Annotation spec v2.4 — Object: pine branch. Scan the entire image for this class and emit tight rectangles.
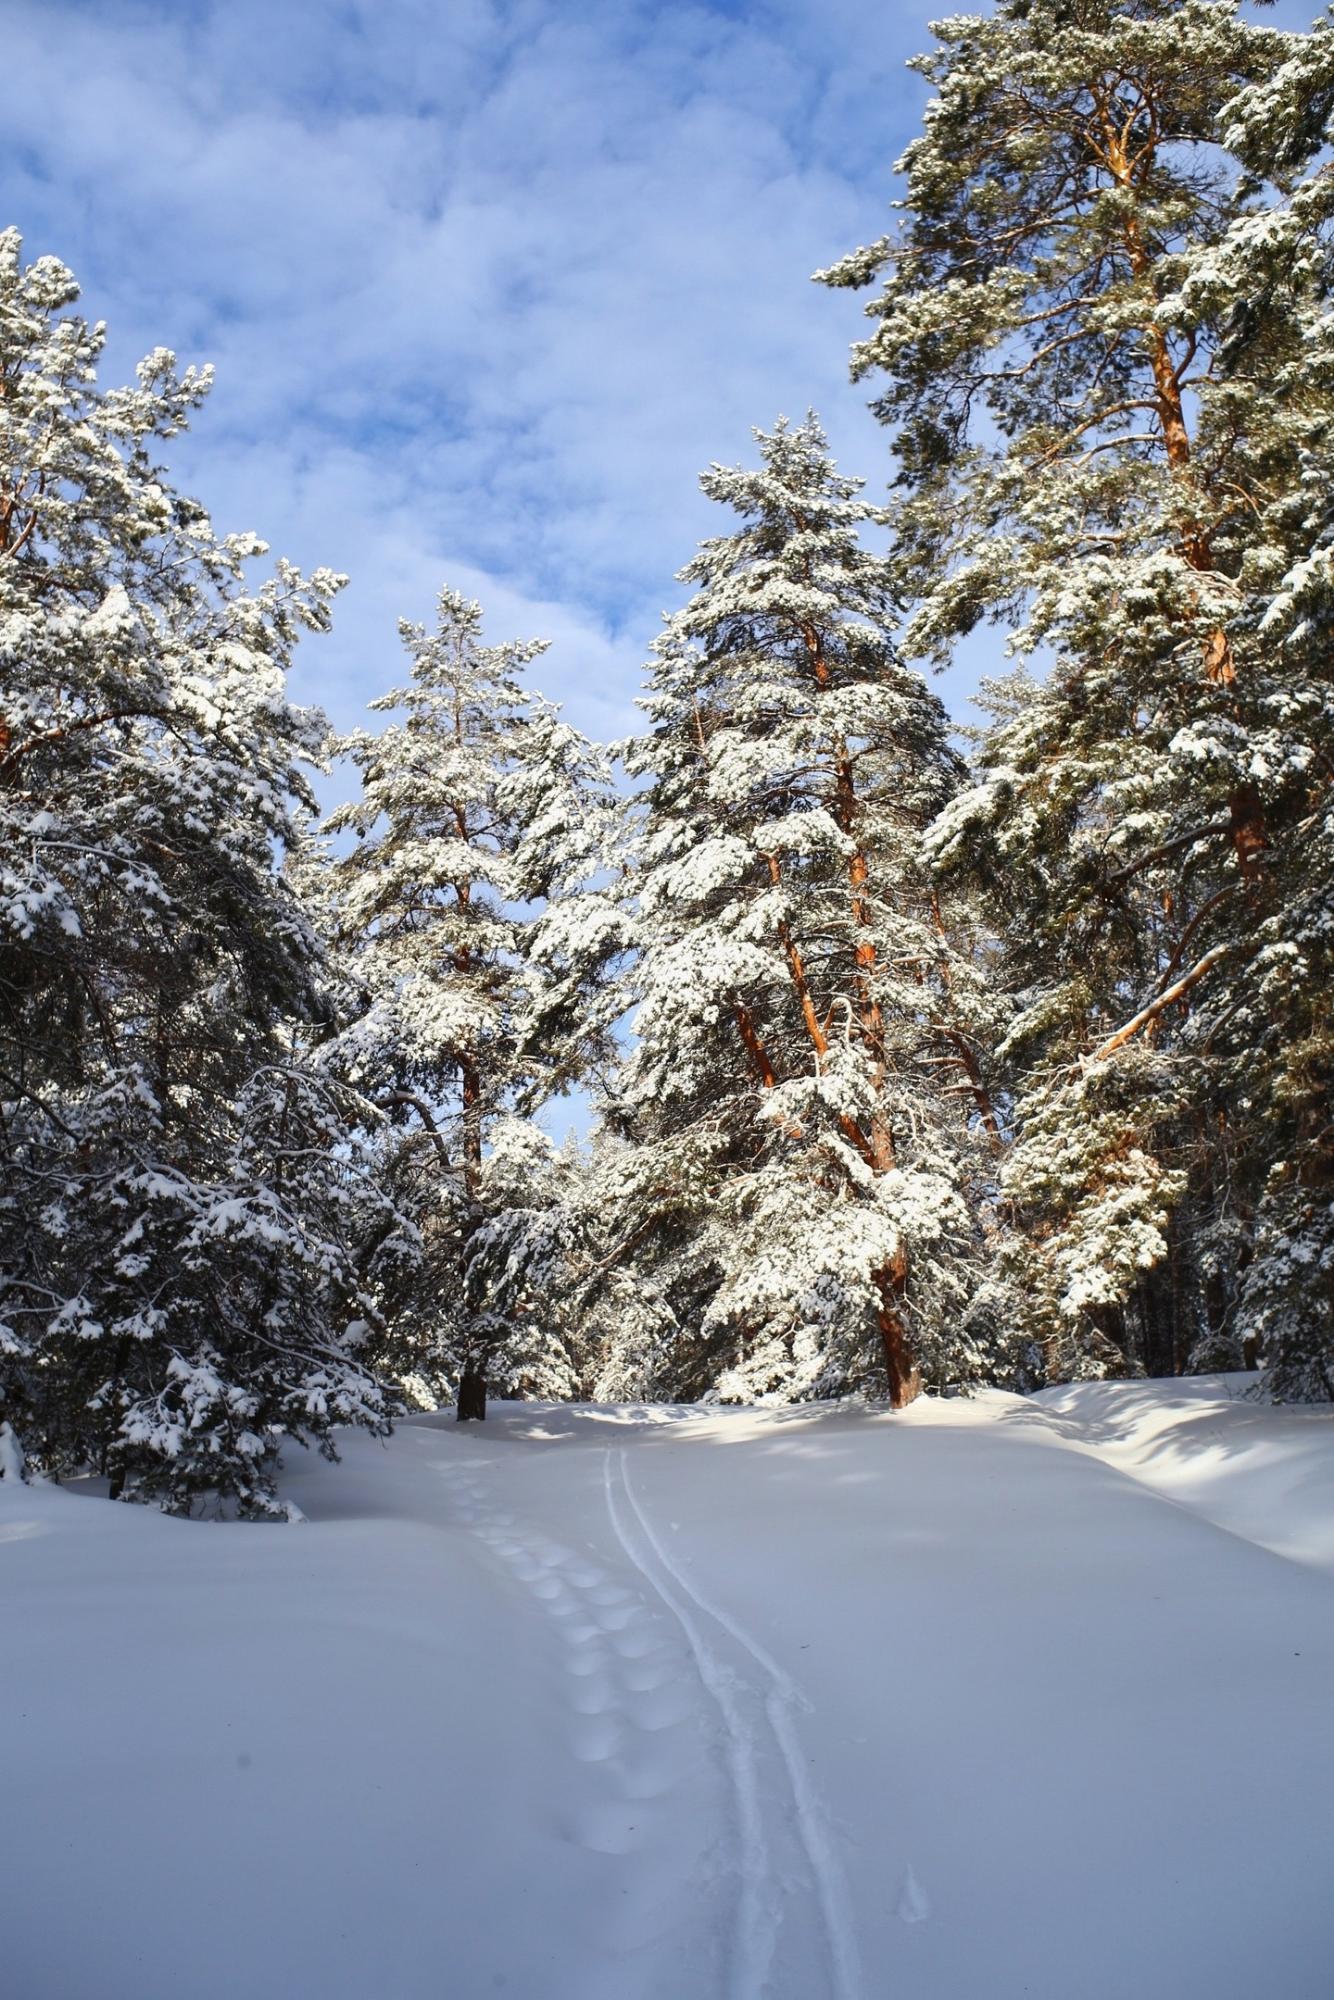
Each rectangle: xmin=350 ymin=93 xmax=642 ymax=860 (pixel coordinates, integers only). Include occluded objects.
xmin=1101 ymin=819 xmax=1232 ymax=888
xmin=381 ymin=1091 xmax=452 ymax=1166
xmin=1088 ymin=942 xmax=1242 ymax=1064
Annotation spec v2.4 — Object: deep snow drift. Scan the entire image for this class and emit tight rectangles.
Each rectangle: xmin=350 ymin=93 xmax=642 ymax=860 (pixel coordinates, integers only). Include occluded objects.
xmin=4 ymin=1377 xmax=1334 ymax=2000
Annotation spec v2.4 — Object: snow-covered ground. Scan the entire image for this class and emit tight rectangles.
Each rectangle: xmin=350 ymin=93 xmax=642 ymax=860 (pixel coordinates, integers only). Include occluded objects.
xmin=5 ymin=1377 xmax=1334 ymax=2000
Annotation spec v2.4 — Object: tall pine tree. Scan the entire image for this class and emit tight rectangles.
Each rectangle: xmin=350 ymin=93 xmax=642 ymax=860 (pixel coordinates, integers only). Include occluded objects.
xmin=820 ymin=1 xmax=1334 ymax=1396
xmin=0 ymin=231 xmax=402 ymax=1511
xmin=601 ymin=417 xmax=1005 ymax=1406
xmin=326 ymin=588 xmax=625 ymax=1418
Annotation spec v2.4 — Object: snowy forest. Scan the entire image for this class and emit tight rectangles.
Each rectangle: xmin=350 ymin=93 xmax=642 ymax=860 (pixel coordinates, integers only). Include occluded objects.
xmin=3 ymin=0 xmax=1333 ymax=1519
xmin=6 ymin=6 xmax=1334 ymax=1999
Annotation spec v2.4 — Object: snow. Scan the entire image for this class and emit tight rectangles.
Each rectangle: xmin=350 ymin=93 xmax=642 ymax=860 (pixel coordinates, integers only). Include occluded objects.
xmin=1029 ymin=1372 xmax=1334 ymax=1573
xmin=4 ymin=1376 xmax=1334 ymax=1999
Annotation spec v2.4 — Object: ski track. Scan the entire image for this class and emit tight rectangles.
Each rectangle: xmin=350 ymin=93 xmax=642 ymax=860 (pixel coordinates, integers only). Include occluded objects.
xmin=434 ymin=1434 xmax=863 ymax=2000
xmin=602 ymin=1446 xmax=779 ymax=1999
xmin=606 ymin=1445 xmax=864 ymax=2000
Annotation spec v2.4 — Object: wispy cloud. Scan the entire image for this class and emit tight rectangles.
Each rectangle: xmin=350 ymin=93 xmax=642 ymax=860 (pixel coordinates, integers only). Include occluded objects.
xmin=0 ymin=0 xmax=1057 ymax=738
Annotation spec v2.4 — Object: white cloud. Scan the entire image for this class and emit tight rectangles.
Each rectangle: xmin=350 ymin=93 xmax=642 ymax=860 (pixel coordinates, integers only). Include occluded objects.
xmin=1 ymin=0 xmax=977 ymax=750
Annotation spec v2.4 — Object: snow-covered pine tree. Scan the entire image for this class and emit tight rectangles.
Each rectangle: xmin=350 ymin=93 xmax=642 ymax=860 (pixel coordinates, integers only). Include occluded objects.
xmin=0 ymin=231 xmax=403 ymax=1511
xmin=818 ymin=0 xmax=1334 ymax=1396
xmin=603 ymin=416 xmax=1006 ymax=1407
xmin=562 ymin=1128 xmax=726 ymax=1404
xmin=326 ymin=588 xmax=626 ymax=1419
xmin=463 ymin=1120 xmax=606 ymax=1403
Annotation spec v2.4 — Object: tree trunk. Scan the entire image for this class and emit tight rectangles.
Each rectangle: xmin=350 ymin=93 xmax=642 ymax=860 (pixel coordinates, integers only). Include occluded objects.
xmin=456 ymin=1365 xmax=487 ymax=1423
xmin=876 ymin=1262 xmax=921 ymax=1409
xmin=456 ymin=1043 xmax=487 ymax=1422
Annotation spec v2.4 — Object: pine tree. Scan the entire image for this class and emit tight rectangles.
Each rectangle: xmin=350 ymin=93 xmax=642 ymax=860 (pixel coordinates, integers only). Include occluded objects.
xmin=549 ymin=1130 xmax=694 ymax=1404
xmin=464 ymin=1122 xmax=608 ymax=1402
xmin=818 ymin=0 xmax=1334 ymax=1396
xmin=602 ymin=416 xmax=1005 ymax=1407
xmin=326 ymin=588 xmax=626 ymax=1419
xmin=0 ymin=231 xmax=402 ymax=1511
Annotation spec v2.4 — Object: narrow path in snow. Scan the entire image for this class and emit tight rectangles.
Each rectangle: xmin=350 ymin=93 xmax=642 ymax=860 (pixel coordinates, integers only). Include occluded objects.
xmin=604 ymin=1445 xmax=864 ymax=2000
xmin=434 ymin=1444 xmax=724 ymax=1993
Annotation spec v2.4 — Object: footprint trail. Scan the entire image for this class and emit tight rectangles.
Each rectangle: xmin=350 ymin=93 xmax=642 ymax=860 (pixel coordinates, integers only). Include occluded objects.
xmin=434 ymin=1437 xmax=862 ymax=1999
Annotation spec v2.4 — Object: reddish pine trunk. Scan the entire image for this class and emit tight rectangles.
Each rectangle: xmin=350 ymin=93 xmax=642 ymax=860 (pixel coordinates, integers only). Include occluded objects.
xmin=1099 ymin=95 xmax=1269 ymax=889
xmin=876 ymin=1261 xmax=921 ymax=1410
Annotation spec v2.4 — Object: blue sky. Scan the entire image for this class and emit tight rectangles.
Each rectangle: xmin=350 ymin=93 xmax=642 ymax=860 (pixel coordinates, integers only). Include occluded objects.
xmin=2 ymin=0 xmax=955 ymax=744
xmin=3 ymin=0 xmax=1317 ymax=754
